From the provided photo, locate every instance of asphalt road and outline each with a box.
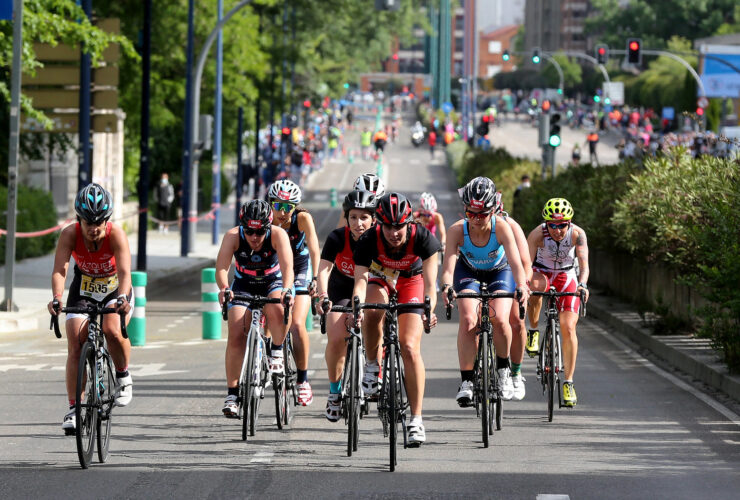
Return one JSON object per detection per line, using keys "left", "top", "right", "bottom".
{"left": 1, "top": 117, "right": 738, "bottom": 499}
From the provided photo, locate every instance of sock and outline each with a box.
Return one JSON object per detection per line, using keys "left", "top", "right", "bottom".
{"left": 511, "top": 363, "right": 522, "bottom": 376}
{"left": 410, "top": 414, "right": 422, "bottom": 425}
{"left": 460, "top": 370, "right": 474, "bottom": 383}
{"left": 329, "top": 381, "right": 341, "bottom": 394}
{"left": 496, "top": 356, "right": 510, "bottom": 370}
{"left": 297, "top": 369, "right": 308, "bottom": 384}
{"left": 68, "top": 400, "right": 75, "bottom": 408}
{"left": 565, "top": 379, "right": 573, "bottom": 384}
{"left": 227, "top": 387, "right": 239, "bottom": 397}
{"left": 116, "top": 369, "right": 129, "bottom": 378}
{"left": 271, "top": 342, "right": 283, "bottom": 351}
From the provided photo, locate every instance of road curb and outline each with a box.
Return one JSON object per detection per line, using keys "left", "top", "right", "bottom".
{"left": 587, "top": 291, "right": 740, "bottom": 404}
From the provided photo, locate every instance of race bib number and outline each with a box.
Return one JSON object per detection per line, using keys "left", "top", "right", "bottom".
{"left": 80, "top": 274, "right": 118, "bottom": 302}
{"left": 369, "top": 262, "right": 399, "bottom": 283}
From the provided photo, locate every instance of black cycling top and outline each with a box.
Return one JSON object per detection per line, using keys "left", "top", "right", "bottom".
{"left": 353, "top": 223, "right": 441, "bottom": 278}
{"left": 233, "top": 226, "right": 280, "bottom": 281}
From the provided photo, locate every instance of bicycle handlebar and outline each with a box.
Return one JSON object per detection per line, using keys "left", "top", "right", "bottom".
{"left": 531, "top": 288, "right": 587, "bottom": 318}
{"left": 221, "top": 292, "right": 290, "bottom": 325}
{"left": 50, "top": 304, "right": 128, "bottom": 339}
{"left": 446, "top": 288, "right": 525, "bottom": 320}
{"left": 295, "top": 289, "right": 317, "bottom": 316}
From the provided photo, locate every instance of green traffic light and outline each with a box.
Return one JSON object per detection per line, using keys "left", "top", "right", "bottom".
{"left": 343, "top": 83, "right": 350, "bottom": 89}
{"left": 557, "top": 88, "right": 563, "bottom": 94}
{"left": 503, "top": 55, "right": 510, "bottom": 61}
{"left": 594, "top": 95, "right": 601, "bottom": 103}
{"left": 532, "top": 56, "right": 540, "bottom": 64}
{"left": 549, "top": 135, "right": 561, "bottom": 147}
{"left": 604, "top": 97, "right": 611, "bottom": 105}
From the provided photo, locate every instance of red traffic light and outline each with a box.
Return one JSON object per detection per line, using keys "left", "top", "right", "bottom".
{"left": 281, "top": 127, "right": 290, "bottom": 135}
{"left": 542, "top": 99, "right": 551, "bottom": 112}
{"left": 629, "top": 41, "right": 639, "bottom": 51}
{"left": 598, "top": 47, "right": 606, "bottom": 55}
{"left": 392, "top": 53, "right": 399, "bottom": 61}
{"left": 482, "top": 115, "right": 490, "bottom": 123}
{"left": 696, "top": 107, "right": 704, "bottom": 116}
{"left": 303, "top": 99, "right": 311, "bottom": 108}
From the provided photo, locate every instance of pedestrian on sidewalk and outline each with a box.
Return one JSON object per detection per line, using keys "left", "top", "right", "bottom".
{"left": 586, "top": 131, "right": 600, "bottom": 166}
{"left": 360, "top": 127, "right": 372, "bottom": 160}
{"left": 154, "top": 173, "right": 175, "bottom": 233}
{"left": 428, "top": 129, "right": 437, "bottom": 158}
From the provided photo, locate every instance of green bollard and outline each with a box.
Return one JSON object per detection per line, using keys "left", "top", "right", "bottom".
{"left": 305, "top": 261, "right": 314, "bottom": 331}
{"left": 376, "top": 157, "right": 383, "bottom": 178}
{"left": 129, "top": 271, "right": 147, "bottom": 346}
{"left": 330, "top": 187, "right": 337, "bottom": 208}
{"left": 201, "top": 268, "right": 222, "bottom": 339}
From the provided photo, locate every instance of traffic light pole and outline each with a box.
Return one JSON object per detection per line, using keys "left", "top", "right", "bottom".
{"left": 562, "top": 51, "right": 610, "bottom": 83}
{"left": 611, "top": 49, "right": 706, "bottom": 97}
{"left": 540, "top": 53, "right": 564, "bottom": 93}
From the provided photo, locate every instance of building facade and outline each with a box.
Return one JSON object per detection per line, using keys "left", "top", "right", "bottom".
{"left": 524, "top": 0, "right": 592, "bottom": 54}
{"left": 478, "top": 25, "right": 520, "bottom": 78}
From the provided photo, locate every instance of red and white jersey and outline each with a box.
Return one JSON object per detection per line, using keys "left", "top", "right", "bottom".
{"left": 533, "top": 223, "right": 576, "bottom": 272}
{"left": 72, "top": 222, "right": 117, "bottom": 278}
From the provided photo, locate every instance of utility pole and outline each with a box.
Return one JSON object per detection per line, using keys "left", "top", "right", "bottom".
{"left": 180, "top": 0, "right": 195, "bottom": 256}
{"left": 78, "top": 0, "right": 92, "bottom": 192}
{"left": 2, "top": 0, "right": 24, "bottom": 312}
{"left": 235, "top": 107, "right": 244, "bottom": 226}
{"left": 212, "top": 0, "right": 223, "bottom": 245}
{"left": 137, "top": 0, "right": 152, "bottom": 271}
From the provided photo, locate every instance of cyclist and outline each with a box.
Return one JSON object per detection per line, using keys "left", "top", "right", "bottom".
{"left": 372, "top": 128, "right": 388, "bottom": 157}
{"left": 526, "top": 197, "right": 589, "bottom": 407}
{"left": 48, "top": 183, "right": 134, "bottom": 434}
{"left": 215, "top": 199, "right": 295, "bottom": 417}
{"left": 317, "top": 191, "right": 377, "bottom": 421}
{"left": 268, "top": 180, "right": 320, "bottom": 406}
{"left": 413, "top": 192, "right": 446, "bottom": 252}
{"left": 353, "top": 192, "right": 441, "bottom": 445}
{"left": 440, "top": 177, "right": 530, "bottom": 407}
{"left": 335, "top": 173, "right": 385, "bottom": 228}
{"left": 493, "top": 192, "right": 532, "bottom": 401}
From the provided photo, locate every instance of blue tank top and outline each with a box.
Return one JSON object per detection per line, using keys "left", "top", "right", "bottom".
{"left": 458, "top": 220, "right": 506, "bottom": 271}
{"left": 233, "top": 227, "right": 281, "bottom": 281}
{"left": 287, "top": 211, "right": 309, "bottom": 257}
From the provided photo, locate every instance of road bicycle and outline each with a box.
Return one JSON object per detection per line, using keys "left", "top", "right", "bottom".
{"left": 320, "top": 296, "right": 367, "bottom": 458}
{"left": 221, "top": 292, "right": 290, "bottom": 440}
{"left": 531, "top": 287, "right": 586, "bottom": 422}
{"left": 357, "top": 291, "right": 431, "bottom": 472}
{"left": 51, "top": 300, "right": 127, "bottom": 469}
{"left": 446, "top": 285, "right": 523, "bottom": 448}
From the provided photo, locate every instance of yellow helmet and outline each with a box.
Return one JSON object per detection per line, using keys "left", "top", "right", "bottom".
{"left": 542, "top": 198, "right": 574, "bottom": 221}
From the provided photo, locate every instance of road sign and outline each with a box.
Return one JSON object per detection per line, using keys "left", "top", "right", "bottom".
{"left": 603, "top": 82, "right": 624, "bottom": 106}
{"left": 697, "top": 96, "right": 709, "bottom": 108}
{"left": 1, "top": 0, "right": 12, "bottom": 21}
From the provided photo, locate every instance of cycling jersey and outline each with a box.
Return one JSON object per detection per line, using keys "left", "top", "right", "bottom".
{"left": 286, "top": 211, "right": 310, "bottom": 291}
{"left": 458, "top": 220, "right": 507, "bottom": 271}
{"left": 533, "top": 223, "right": 576, "bottom": 271}
{"left": 414, "top": 212, "right": 437, "bottom": 236}
{"left": 231, "top": 226, "right": 283, "bottom": 302}
{"left": 72, "top": 222, "right": 116, "bottom": 278}
{"left": 320, "top": 226, "right": 358, "bottom": 303}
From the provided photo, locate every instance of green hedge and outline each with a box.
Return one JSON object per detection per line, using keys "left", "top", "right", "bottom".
{"left": 0, "top": 185, "right": 59, "bottom": 262}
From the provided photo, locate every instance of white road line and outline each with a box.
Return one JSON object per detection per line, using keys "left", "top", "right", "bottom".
{"left": 314, "top": 193, "right": 329, "bottom": 201}
{"left": 173, "top": 319, "right": 185, "bottom": 324}
{"left": 591, "top": 323, "right": 740, "bottom": 426}
{"left": 180, "top": 340, "right": 208, "bottom": 346}
{"left": 311, "top": 353, "right": 324, "bottom": 359}
{"left": 320, "top": 338, "right": 328, "bottom": 345}
{"left": 307, "top": 370, "right": 315, "bottom": 376}
{"left": 157, "top": 328, "right": 170, "bottom": 333}
{"left": 250, "top": 449, "right": 274, "bottom": 464}
{"left": 410, "top": 158, "right": 420, "bottom": 165}
{"left": 537, "top": 495, "right": 570, "bottom": 500}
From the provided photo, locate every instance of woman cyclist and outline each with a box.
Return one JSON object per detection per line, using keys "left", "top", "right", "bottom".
{"left": 414, "top": 192, "right": 446, "bottom": 252}
{"left": 317, "top": 191, "right": 377, "bottom": 421}
{"left": 353, "top": 193, "right": 441, "bottom": 445}
{"left": 48, "top": 183, "right": 134, "bottom": 434}
{"left": 268, "top": 180, "right": 321, "bottom": 406}
{"left": 215, "top": 200, "right": 294, "bottom": 417}
{"left": 526, "top": 198, "right": 590, "bottom": 407}
{"left": 336, "top": 173, "right": 385, "bottom": 228}
{"left": 440, "top": 177, "right": 530, "bottom": 407}
{"left": 492, "top": 191, "right": 533, "bottom": 401}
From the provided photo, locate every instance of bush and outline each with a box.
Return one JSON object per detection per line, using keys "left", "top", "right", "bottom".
{"left": 0, "top": 184, "right": 59, "bottom": 262}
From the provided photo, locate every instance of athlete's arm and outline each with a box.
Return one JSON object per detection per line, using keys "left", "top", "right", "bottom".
{"left": 352, "top": 265, "right": 370, "bottom": 305}
{"left": 110, "top": 224, "right": 132, "bottom": 310}
{"left": 316, "top": 259, "right": 333, "bottom": 313}
{"left": 440, "top": 221, "right": 462, "bottom": 301}
{"left": 495, "top": 216, "right": 528, "bottom": 299}
{"left": 272, "top": 225, "right": 295, "bottom": 294}
{"left": 509, "top": 218, "right": 532, "bottom": 282}
{"left": 48, "top": 225, "right": 74, "bottom": 314}
{"left": 434, "top": 213, "right": 447, "bottom": 249}
{"left": 215, "top": 228, "right": 239, "bottom": 304}
{"left": 527, "top": 226, "right": 544, "bottom": 265}
{"left": 574, "top": 225, "right": 590, "bottom": 302}
{"left": 422, "top": 252, "right": 438, "bottom": 314}
{"left": 298, "top": 211, "right": 320, "bottom": 287}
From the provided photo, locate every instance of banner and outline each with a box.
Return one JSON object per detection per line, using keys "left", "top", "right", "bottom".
{"left": 0, "top": 0, "right": 12, "bottom": 21}
{"left": 699, "top": 45, "right": 740, "bottom": 98}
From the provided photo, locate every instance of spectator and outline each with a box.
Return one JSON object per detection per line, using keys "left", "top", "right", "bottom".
{"left": 428, "top": 129, "right": 437, "bottom": 158}
{"left": 586, "top": 131, "right": 600, "bottom": 165}
{"left": 571, "top": 143, "right": 581, "bottom": 166}
{"left": 154, "top": 173, "right": 175, "bottom": 233}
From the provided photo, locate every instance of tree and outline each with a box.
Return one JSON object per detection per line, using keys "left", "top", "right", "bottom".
{"left": 541, "top": 53, "right": 582, "bottom": 90}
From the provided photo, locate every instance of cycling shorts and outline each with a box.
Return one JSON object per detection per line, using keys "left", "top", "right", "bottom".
{"left": 369, "top": 273, "right": 424, "bottom": 316}
{"left": 533, "top": 267, "right": 580, "bottom": 314}
{"left": 293, "top": 254, "right": 310, "bottom": 292}
{"left": 230, "top": 276, "right": 284, "bottom": 310}
{"left": 453, "top": 261, "right": 515, "bottom": 294}
{"left": 328, "top": 272, "right": 354, "bottom": 305}
{"left": 66, "top": 271, "right": 135, "bottom": 322}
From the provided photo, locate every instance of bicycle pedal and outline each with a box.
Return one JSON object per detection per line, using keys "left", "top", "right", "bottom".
{"left": 406, "top": 442, "right": 421, "bottom": 449}
{"left": 64, "top": 428, "right": 75, "bottom": 436}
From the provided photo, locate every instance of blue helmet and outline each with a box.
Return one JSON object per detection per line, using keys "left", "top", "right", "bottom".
{"left": 75, "top": 183, "right": 113, "bottom": 224}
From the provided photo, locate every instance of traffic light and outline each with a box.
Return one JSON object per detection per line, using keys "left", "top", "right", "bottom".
{"left": 593, "top": 94, "right": 601, "bottom": 104}
{"left": 548, "top": 113, "right": 561, "bottom": 148}
{"left": 343, "top": 82, "right": 350, "bottom": 89}
{"left": 627, "top": 38, "right": 642, "bottom": 65}
{"left": 303, "top": 99, "right": 311, "bottom": 108}
{"left": 596, "top": 44, "right": 609, "bottom": 65}
{"left": 541, "top": 99, "right": 551, "bottom": 112}
{"left": 502, "top": 50, "right": 510, "bottom": 62}
{"left": 696, "top": 107, "right": 704, "bottom": 116}
{"left": 532, "top": 47, "right": 541, "bottom": 64}
{"left": 392, "top": 53, "right": 399, "bottom": 61}
{"left": 477, "top": 115, "right": 490, "bottom": 137}
{"left": 281, "top": 127, "right": 291, "bottom": 141}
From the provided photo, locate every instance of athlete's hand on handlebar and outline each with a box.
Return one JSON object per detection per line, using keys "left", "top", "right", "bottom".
{"left": 422, "top": 312, "right": 437, "bottom": 331}
{"left": 317, "top": 295, "right": 332, "bottom": 315}
{"left": 115, "top": 294, "right": 132, "bottom": 315}
{"left": 442, "top": 285, "right": 455, "bottom": 307}
{"left": 218, "top": 287, "right": 233, "bottom": 306}
{"left": 308, "top": 277, "right": 318, "bottom": 298}
{"left": 48, "top": 298, "right": 61, "bottom": 316}
{"left": 280, "top": 287, "right": 295, "bottom": 309}
{"left": 577, "top": 284, "right": 590, "bottom": 303}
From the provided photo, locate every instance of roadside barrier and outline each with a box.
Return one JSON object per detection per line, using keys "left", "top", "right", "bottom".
{"left": 330, "top": 188, "right": 338, "bottom": 207}
{"left": 129, "top": 271, "right": 147, "bottom": 346}
{"left": 201, "top": 268, "right": 221, "bottom": 339}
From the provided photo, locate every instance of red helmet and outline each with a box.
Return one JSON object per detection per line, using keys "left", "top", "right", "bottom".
{"left": 375, "top": 192, "right": 413, "bottom": 226}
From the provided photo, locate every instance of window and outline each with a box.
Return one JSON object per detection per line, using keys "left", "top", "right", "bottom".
{"left": 488, "top": 41, "right": 502, "bottom": 54}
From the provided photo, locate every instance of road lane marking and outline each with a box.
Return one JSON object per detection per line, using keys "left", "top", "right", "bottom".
{"left": 129, "top": 363, "right": 187, "bottom": 377}
{"left": 537, "top": 496, "right": 570, "bottom": 500}
{"left": 250, "top": 448, "right": 273, "bottom": 464}
{"left": 311, "top": 353, "right": 324, "bottom": 359}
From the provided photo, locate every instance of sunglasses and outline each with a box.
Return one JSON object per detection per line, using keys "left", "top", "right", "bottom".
{"left": 244, "top": 227, "right": 267, "bottom": 236}
{"left": 465, "top": 209, "right": 492, "bottom": 220}
{"left": 547, "top": 222, "right": 570, "bottom": 229}
{"left": 418, "top": 211, "right": 434, "bottom": 218}
{"left": 271, "top": 201, "right": 296, "bottom": 213}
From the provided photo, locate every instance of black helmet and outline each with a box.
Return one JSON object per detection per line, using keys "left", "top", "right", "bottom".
{"left": 375, "top": 192, "right": 413, "bottom": 226}
{"left": 343, "top": 190, "right": 377, "bottom": 217}
{"left": 75, "top": 183, "right": 113, "bottom": 224}
{"left": 460, "top": 176, "right": 496, "bottom": 210}
{"left": 239, "top": 199, "right": 273, "bottom": 229}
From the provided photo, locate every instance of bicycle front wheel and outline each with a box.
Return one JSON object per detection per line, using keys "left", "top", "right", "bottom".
{"left": 241, "top": 332, "right": 258, "bottom": 441}
{"left": 346, "top": 335, "right": 360, "bottom": 457}
{"left": 75, "top": 342, "right": 97, "bottom": 469}
{"left": 387, "top": 343, "right": 398, "bottom": 472}
{"left": 96, "top": 354, "right": 115, "bottom": 463}
{"left": 479, "top": 330, "right": 490, "bottom": 448}
{"left": 274, "top": 368, "right": 288, "bottom": 430}
{"left": 547, "top": 319, "right": 557, "bottom": 422}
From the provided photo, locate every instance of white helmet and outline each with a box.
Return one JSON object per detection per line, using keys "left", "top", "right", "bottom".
{"left": 268, "top": 179, "right": 302, "bottom": 204}
{"left": 353, "top": 173, "right": 385, "bottom": 197}
{"left": 419, "top": 192, "right": 437, "bottom": 212}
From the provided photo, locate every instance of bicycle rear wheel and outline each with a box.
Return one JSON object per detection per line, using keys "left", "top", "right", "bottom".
{"left": 274, "top": 358, "right": 288, "bottom": 430}
{"left": 250, "top": 352, "right": 266, "bottom": 437}
{"left": 284, "top": 338, "right": 296, "bottom": 425}
{"left": 75, "top": 342, "right": 97, "bottom": 469}
{"left": 479, "top": 330, "right": 490, "bottom": 448}
{"left": 96, "top": 354, "right": 115, "bottom": 463}
{"left": 547, "top": 319, "right": 557, "bottom": 422}
{"left": 346, "top": 335, "right": 358, "bottom": 457}
{"left": 387, "top": 343, "right": 398, "bottom": 472}
{"left": 241, "top": 332, "right": 258, "bottom": 441}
